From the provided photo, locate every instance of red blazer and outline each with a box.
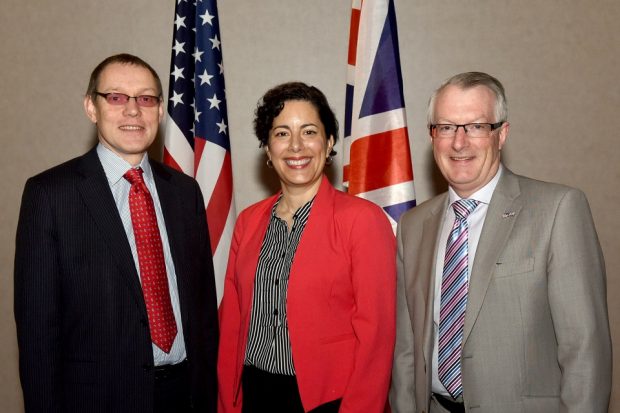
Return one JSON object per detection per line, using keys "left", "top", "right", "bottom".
{"left": 217, "top": 176, "right": 396, "bottom": 412}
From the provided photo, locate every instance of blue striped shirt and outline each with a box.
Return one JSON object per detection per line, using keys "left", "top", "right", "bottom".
{"left": 96, "top": 144, "right": 186, "bottom": 366}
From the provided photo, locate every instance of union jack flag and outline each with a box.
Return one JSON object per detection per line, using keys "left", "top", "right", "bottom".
{"left": 163, "top": 0, "right": 235, "bottom": 304}
{"left": 344, "top": 0, "right": 415, "bottom": 231}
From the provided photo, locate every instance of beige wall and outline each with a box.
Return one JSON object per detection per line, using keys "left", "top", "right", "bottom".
{"left": 1, "top": 1, "right": 618, "bottom": 411}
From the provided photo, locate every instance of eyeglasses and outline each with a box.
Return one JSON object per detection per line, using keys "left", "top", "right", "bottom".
{"left": 430, "top": 122, "right": 504, "bottom": 139}
{"left": 94, "top": 92, "right": 161, "bottom": 108}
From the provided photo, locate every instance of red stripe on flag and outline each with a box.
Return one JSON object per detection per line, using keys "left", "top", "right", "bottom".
{"left": 348, "top": 7, "right": 361, "bottom": 66}
{"left": 346, "top": 127, "right": 414, "bottom": 195}
{"left": 206, "top": 152, "right": 233, "bottom": 254}
{"left": 163, "top": 148, "right": 183, "bottom": 173}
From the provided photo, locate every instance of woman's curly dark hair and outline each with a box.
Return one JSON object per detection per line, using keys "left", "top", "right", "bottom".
{"left": 253, "top": 82, "right": 339, "bottom": 157}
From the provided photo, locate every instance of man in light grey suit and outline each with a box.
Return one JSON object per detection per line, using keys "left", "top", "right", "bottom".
{"left": 389, "top": 72, "right": 611, "bottom": 413}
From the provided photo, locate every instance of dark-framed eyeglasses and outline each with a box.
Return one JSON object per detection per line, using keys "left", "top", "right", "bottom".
{"left": 94, "top": 92, "right": 161, "bottom": 108}
{"left": 429, "top": 122, "right": 504, "bottom": 139}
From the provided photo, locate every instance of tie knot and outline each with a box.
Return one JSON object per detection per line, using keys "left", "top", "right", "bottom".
{"left": 124, "top": 167, "right": 144, "bottom": 185}
{"left": 452, "top": 199, "right": 479, "bottom": 220}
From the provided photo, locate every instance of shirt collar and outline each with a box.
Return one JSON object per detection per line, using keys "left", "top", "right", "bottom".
{"left": 96, "top": 143, "right": 152, "bottom": 186}
{"left": 270, "top": 194, "right": 315, "bottom": 221}
{"left": 448, "top": 163, "right": 503, "bottom": 206}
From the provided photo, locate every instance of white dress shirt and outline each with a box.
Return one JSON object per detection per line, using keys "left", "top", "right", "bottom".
{"left": 431, "top": 165, "right": 503, "bottom": 395}
{"left": 97, "top": 143, "right": 186, "bottom": 366}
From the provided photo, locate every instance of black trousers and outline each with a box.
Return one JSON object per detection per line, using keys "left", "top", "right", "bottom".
{"left": 432, "top": 393, "right": 465, "bottom": 413}
{"left": 154, "top": 360, "right": 192, "bottom": 413}
{"left": 242, "top": 365, "right": 341, "bottom": 413}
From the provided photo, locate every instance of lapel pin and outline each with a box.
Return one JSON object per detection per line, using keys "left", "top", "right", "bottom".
{"left": 502, "top": 211, "right": 516, "bottom": 218}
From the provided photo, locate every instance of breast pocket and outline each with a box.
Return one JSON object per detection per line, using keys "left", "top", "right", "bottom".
{"left": 494, "top": 257, "right": 535, "bottom": 278}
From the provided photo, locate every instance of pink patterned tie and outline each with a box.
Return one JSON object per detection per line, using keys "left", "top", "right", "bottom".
{"left": 124, "top": 168, "right": 177, "bottom": 353}
{"left": 438, "top": 199, "right": 479, "bottom": 398}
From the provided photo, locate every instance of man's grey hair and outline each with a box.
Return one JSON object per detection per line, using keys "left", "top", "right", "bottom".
{"left": 427, "top": 71, "right": 508, "bottom": 125}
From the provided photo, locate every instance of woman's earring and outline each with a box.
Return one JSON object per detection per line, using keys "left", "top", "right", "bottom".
{"left": 325, "top": 155, "right": 333, "bottom": 166}
{"left": 266, "top": 159, "right": 273, "bottom": 168}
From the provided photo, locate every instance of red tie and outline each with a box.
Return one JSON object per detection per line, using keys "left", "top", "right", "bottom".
{"left": 124, "top": 168, "right": 177, "bottom": 353}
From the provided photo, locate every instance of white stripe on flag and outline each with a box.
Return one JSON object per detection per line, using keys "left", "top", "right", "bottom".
{"left": 163, "top": 118, "right": 194, "bottom": 176}
{"left": 354, "top": 180, "right": 416, "bottom": 208}
{"left": 195, "top": 141, "right": 226, "bottom": 205}
{"left": 354, "top": 180, "right": 416, "bottom": 230}
{"left": 213, "top": 205, "right": 235, "bottom": 305}
{"left": 349, "top": 107, "right": 408, "bottom": 142}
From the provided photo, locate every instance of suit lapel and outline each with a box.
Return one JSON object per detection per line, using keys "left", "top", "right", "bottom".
{"left": 75, "top": 149, "right": 148, "bottom": 319}
{"left": 239, "top": 195, "right": 275, "bottom": 320}
{"left": 420, "top": 196, "right": 448, "bottom": 362}
{"left": 463, "top": 169, "right": 522, "bottom": 344}
{"left": 287, "top": 176, "right": 332, "bottom": 291}
{"left": 150, "top": 161, "right": 189, "bottom": 324}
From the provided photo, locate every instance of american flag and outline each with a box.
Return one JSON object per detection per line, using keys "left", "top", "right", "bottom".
{"left": 343, "top": 0, "right": 415, "bottom": 232}
{"left": 163, "top": 0, "right": 235, "bottom": 304}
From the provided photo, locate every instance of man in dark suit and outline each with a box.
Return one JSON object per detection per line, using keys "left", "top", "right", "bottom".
{"left": 389, "top": 72, "right": 611, "bottom": 412}
{"left": 14, "top": 53, "right": 218, "bottom": 413}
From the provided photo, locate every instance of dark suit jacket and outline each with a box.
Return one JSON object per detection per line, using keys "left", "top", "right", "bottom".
{"left": 14, "top": 148, "right": 218, "bottom": 413}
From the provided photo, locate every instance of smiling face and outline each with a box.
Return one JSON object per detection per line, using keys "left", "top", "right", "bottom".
{"left": 84, "top": 62, "right": 163, "bottom": 166}
{"left": 431, "top": 85, "right": 509, "bottom": 198}
{"left": 265, "top": 100, "right": 334, "bottom": 198}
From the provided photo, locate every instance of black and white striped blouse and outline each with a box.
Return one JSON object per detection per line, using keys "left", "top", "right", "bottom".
{"left": 243, "top": 195, "right": 314, "bottom": 375}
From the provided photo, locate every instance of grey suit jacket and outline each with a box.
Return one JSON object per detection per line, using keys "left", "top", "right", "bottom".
{"left": 389, "top": 167, "right": 611, "bottom": 413}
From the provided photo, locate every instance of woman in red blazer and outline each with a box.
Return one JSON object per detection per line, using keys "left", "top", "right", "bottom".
{"left": 217, "top": 82, "right": 396, "bottom": 413}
